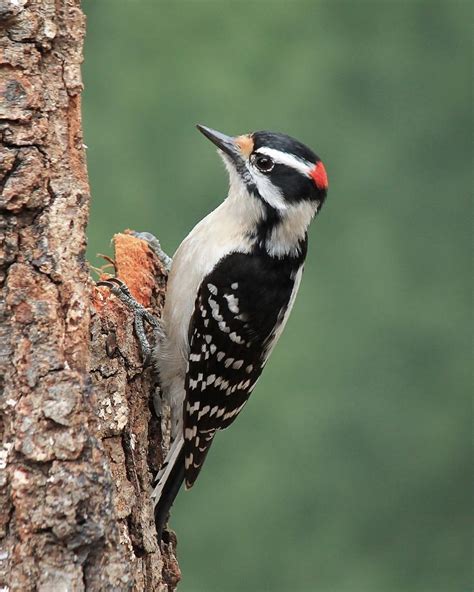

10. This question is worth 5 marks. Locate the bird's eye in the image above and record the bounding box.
[252,154,274,173]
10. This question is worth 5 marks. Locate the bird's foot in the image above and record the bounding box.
[131,231,173,272]
[97,277,163,365]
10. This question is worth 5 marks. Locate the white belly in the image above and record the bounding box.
[156,197,257,436]
[155,185,307,438]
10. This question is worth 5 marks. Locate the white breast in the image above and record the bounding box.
[156,172,310,437]
[156,187,264,432]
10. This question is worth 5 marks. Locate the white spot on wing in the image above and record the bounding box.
[209,297,223,321]
[224,293,240,314]
[223,402,246,420]
[187,401,199,414]
[185,426,197,439]
[185,453,193,469]
[218,321,230,333]
[212,311,223,323]
[229,332,244,344]
[198,405,210,419]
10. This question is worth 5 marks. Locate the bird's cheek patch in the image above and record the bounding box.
[235,135,254,158]
[310,161,328,191]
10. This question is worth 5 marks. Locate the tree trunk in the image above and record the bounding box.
[0,2,179,590]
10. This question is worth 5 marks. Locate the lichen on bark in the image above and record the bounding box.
[0,2,179,590]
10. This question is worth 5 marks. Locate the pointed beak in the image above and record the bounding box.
[196,124,242,161]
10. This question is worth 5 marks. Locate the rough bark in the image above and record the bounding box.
[0,2,179,590]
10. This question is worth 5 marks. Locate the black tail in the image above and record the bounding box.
[154,445,186,542]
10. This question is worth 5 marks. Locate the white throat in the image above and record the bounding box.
[224,161,317,258]
[266,200,316,258]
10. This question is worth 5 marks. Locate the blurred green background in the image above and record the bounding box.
[82,2,471,591]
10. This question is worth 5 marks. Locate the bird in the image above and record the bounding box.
[153,124,328,536]
[100,125,328,540]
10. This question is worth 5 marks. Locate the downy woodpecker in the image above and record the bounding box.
[102,125,328,539]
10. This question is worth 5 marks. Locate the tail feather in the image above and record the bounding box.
[152,431,217,540]
[153,437,185,541]
[183,431,215,489]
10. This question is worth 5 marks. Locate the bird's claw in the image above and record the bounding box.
[131,231,173,272]
[97,277,163,366]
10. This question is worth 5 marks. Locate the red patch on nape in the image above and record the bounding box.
[310,161,328,191]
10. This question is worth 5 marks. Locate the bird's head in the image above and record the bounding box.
[196,124,328,219]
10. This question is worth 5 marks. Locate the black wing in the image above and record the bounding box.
[183,250,302,488]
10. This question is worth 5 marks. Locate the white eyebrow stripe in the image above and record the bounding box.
[255,147,314,177]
